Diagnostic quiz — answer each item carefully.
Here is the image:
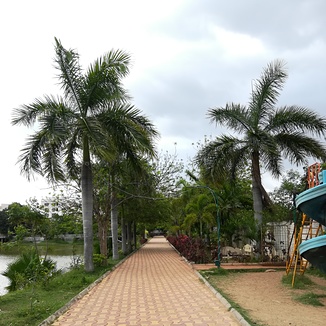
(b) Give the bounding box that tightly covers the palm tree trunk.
[127,222,132,252]
[121,217,127,254]
[98,217,109,262]
[81,136,94,272]
[133,221,137,249]
[251,151,264,226]
[110,174,119,260]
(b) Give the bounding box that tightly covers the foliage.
[6,197,82,241]
[174,173,255,246]
[13,225,29,241]
[28,187,83,238]
[7,202,47,239]
[92,253,108,267]
[150,149,185,197]
[2,250,57,292]
[0,262,118,326]
[0,209,9,236]
[49,213,83,237]
[270,169,306,210]
[166,234,213,263]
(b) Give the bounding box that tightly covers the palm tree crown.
[196,59,326,226]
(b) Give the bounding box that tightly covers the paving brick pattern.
[51,237,240,325]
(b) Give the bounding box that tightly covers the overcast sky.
[1,0,325,204]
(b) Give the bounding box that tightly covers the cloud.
[1,0,325,203]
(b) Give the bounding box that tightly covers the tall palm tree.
[94,105,159,260]
[12,38,131,272]
[196,60,326,229]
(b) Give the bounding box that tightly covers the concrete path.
[51,237,241,325]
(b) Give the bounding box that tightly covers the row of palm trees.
[12,38,159,272]
[12,40,326,269]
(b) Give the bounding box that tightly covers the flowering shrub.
[166,235,213,263]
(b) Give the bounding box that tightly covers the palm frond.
[12,95,65,126]
[258,132,283,177]
[42,141,66,182]
[275,132,326,165]
[267,106,326,136]
[103,49,131,78]
[249,59,288,127]
[64,129,81,179]
[84,51,131,110]
[98,103,159,160]
[208,103,250,133]
[18,129,66,182]
[54,37,84,114]
[18,135,44,180]
[195,135,249,181]
[15,97,72,182]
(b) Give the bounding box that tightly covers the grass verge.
[281,273,315,289]
[294,292,326,306]
[0,260,119,326]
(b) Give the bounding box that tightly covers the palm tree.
[12,38,131,272]
[195,60,326,230]
[94,105,158,260]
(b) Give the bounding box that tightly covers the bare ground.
[206,269,326,326]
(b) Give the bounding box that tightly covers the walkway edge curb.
[38,246,143,326]
[168,240,251,326]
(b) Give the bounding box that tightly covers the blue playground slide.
[296,170,326,273]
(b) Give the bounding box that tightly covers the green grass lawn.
[0,260,119,326]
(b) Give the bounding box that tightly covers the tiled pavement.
[50,237,242,326]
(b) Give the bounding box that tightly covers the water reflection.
[0,254,81,296]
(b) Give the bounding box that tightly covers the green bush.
[2,250,57,291]
[93,253,107,267]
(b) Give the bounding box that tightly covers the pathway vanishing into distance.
[49,237,243,326]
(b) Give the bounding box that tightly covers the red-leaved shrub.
[166,235,214,263]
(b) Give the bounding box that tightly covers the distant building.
[40,197,62,218]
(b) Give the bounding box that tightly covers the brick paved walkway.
[51,237,241,325]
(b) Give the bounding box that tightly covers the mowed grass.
[0,262,118,326]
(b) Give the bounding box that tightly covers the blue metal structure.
[297,169,326,273]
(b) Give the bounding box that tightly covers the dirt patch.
[206,270,326,326]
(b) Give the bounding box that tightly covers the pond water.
[0,254,81,296]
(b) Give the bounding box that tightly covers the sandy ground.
[206,270,326,326]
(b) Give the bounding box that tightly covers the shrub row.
[166,235,214,264]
